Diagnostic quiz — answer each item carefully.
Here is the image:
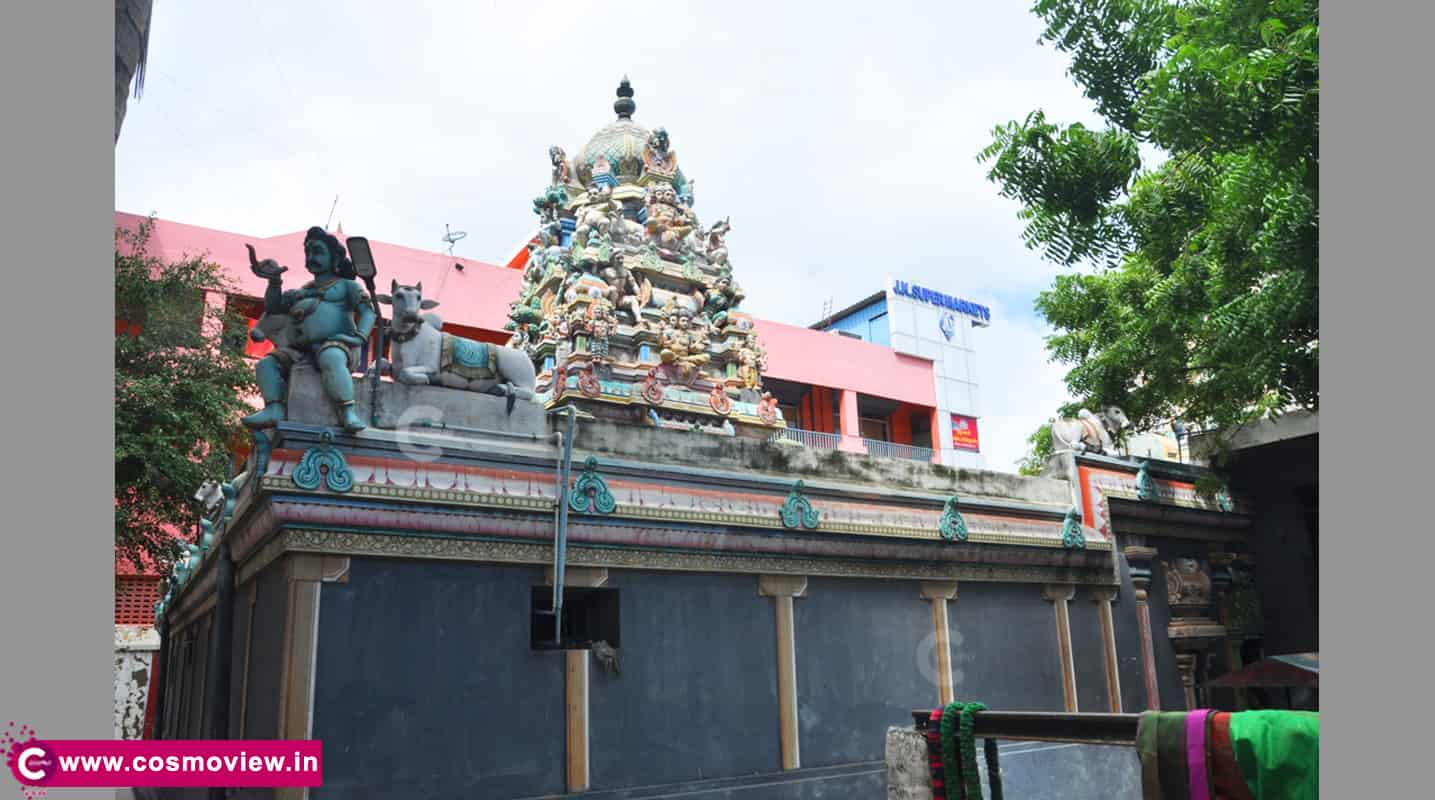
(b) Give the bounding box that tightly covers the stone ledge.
[284,364,546,436]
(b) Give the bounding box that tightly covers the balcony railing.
[769,427,842,450]
[862,438,934,462]
[770,429,934,462]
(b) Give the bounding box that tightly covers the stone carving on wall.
[241,228,377,433]
[1050,407,1131,455]
[504,78,783,434]
[1164,557,1226,648]
[1165,557,1212,607]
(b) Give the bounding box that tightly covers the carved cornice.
[253,474,1111,553]
[241,528,1117,585]
[1080,462,1248,545]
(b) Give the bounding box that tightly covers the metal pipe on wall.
[550,406,578,645]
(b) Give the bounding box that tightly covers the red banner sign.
[950,414,980,451]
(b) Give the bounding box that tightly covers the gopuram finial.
[615,75,636,119]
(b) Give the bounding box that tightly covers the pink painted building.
[117,212,951,464]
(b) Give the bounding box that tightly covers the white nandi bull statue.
[1050,406,1131,455]
[375,281,538,413]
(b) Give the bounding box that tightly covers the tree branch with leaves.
[983,0,1317,469]
[115,218,256,572]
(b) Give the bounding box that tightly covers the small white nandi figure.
[1050,406,1131,455]
[375,280,537,411]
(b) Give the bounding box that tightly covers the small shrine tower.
[506,78,784,436]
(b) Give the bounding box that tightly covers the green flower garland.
[941,702,962,796]
[940,699,1002,800]
[959,701,988,800]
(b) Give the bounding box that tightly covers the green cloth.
[1137,712,1164,800]
[1137,712,1190,800]
[1157,712,1191,800]
[1228,711,1319,800]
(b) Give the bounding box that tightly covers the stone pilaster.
[1208,552,1246,709]
[759,575,808,770]
[919,581,959,705]
[276,554,348,800]
[1091,587,1123,713]
[1124,546,1161,710]
[1175,654,1199,711]
[544,567,609,793]
[1043,584,1078,712]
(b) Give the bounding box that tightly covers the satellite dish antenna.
[442,224,468,256]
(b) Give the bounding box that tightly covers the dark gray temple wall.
[793,577,934,768]
[949,581,1066,712]
[1069,586,1112,713]
[588,570,781,789]
[240,562,288,741]
[309,559,565,800]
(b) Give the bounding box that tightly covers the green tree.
[1018,421,1057,476]
[115,218,255,572]
[982,0,1318,461]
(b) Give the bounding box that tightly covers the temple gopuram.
[143,81,1311,800]
[507,77,781,435]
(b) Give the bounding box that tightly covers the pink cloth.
[1186,709,1214,800]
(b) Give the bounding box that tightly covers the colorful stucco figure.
[503,77,781,433]
[241,226,376,433]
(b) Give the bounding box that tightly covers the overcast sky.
[115,0,1110,473]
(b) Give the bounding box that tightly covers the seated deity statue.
[241,227,376,433]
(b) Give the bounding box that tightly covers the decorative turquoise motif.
[569,456,616,514]
[252,430,273,485]
[939,495,968,542]
[1135,462,1158,502]
[1060,506,1086,549]
[292,429,354,493]
[780,480,820,530]
[1215,485,1234,513]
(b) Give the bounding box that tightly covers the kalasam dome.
[572,76,651,187]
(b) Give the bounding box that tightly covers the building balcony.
[769,427,935,463]
[769,427,843,451]
[862,438,934,463]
